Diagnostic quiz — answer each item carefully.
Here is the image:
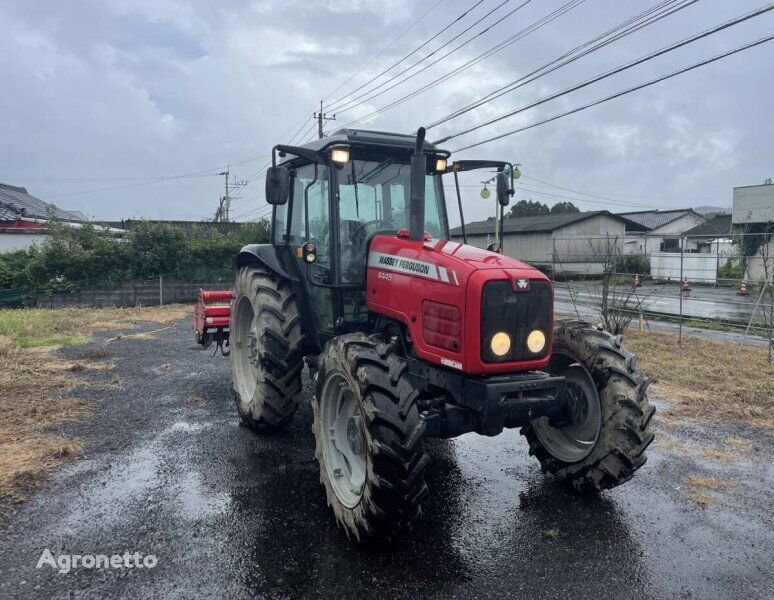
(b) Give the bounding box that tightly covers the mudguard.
[236,244,299,282]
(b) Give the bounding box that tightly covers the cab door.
[286,163,336,336]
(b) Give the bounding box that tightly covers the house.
[619,209,705,254]
[732,183,774,282]
[683,214,733,254]
[0,183,102,252]
[450,211,642,274]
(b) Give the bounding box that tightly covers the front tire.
[522,320,655,493]
[230,265,304,431]
[313,333,429,541]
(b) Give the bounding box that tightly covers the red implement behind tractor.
[194,289,233,355]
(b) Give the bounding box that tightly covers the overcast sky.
[1,0,772,225]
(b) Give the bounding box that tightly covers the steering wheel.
[362,218,395,233]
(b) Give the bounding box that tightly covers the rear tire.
[313,333,429,541]
[522,320,655,493]
[230,265,304,431]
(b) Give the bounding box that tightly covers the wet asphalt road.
[0,322,772,599]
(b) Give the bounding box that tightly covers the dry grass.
[76,347,113,361]
[726,437,757,453]
[0,304,190,514]
[0,304,189,348]
[682,475,736,507]
[0,336,91,508]
[625,329,774,429]
[699,447,737,462]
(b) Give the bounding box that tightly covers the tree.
[507,199,550,218]
[506,200,580,218]
[550,201,580,214]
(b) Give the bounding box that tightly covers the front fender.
[236,244,299,282]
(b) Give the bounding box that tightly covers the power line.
[435,2,774,144]
[426,0,695,130]
[519,174,712,202]
[7,152,271,187]
[451,34,774,152]
[340,0,586,128]
[38,173,221,199]
[321,0,445,104]
[444,184,674,210]
[329,0,521,115]
[324,0,488,112]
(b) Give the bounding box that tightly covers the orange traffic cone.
[634,273,641,288]
[681,277,691,292]
[737,281,750,296]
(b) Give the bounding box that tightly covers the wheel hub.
[346,416,366,456]
[565,380,590,426]
[532,359,601,463]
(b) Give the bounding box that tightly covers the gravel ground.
[0,321,772,599]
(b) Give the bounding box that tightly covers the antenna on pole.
[314,100,336,139]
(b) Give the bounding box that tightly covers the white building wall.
[745,239,774,282]
[455,231,553,266]
[650,252,722,284]
[0,232,50,253]
[733,184,774,224]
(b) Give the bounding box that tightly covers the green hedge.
[0,220,269,295]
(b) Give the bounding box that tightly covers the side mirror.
[496,171,511,207]
[265,166,290,205]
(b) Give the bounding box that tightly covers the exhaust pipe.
[409,127,427,242]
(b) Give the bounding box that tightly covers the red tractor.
[229,128,654,540]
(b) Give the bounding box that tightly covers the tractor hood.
[367,234,547,286]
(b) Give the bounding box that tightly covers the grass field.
[626,329,774,429]
[0,305,190,514]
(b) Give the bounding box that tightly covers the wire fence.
[534,232,774,360]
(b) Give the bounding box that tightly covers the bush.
[614,254,650,275]
[0,219,271,295]
[717,257,744,283]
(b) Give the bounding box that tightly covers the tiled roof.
[0,183,82,221]
[101,220,248,235]
[684,214,732,238]
[451,210,638,236]
[618,209,699,230]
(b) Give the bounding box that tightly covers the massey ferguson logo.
[515,278,530,291]
[377,255,430,276]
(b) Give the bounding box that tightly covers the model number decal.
[441,357,463,370]
[377,271,393,281]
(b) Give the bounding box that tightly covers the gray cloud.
[0,0,771,225]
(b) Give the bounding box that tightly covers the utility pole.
[214,168,247,222]
[314,100,336,139]
[220,168,230,222]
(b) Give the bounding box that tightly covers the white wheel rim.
[532,357,601,463]
[232,296,258,404]
[319,373,367,508]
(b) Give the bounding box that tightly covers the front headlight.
[490,331,511,357]
[527,330,546,354]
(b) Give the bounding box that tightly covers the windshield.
[337,159,448,240]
